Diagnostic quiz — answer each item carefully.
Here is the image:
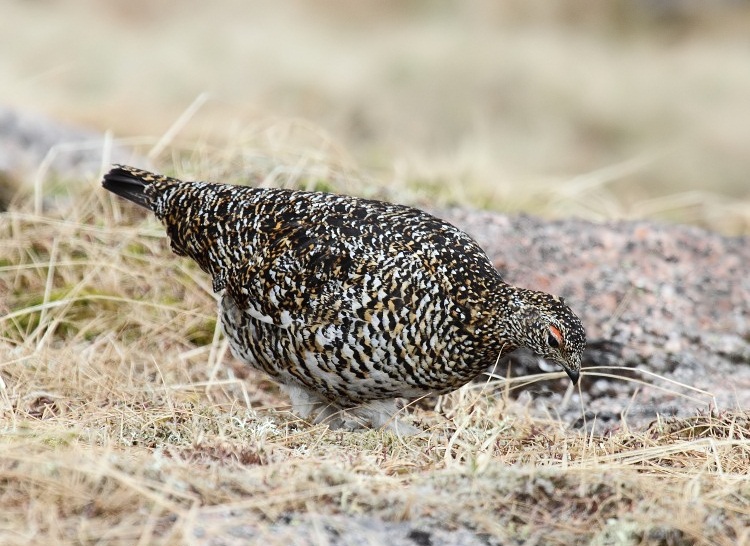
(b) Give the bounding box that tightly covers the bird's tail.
[102,165,175,209]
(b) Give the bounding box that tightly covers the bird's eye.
[547,325,562,349]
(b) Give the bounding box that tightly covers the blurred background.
[2,0,749,233]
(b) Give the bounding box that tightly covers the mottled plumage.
[103,165,586,433]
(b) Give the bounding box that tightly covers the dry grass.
[1,151,749,545]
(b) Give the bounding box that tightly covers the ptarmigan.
[103,165,586,433]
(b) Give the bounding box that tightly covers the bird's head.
[511,289,586,385]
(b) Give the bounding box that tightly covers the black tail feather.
[102,165,155,209]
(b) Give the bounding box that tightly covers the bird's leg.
[280,383,329,420]
[280,384,420,434]
[280,383,350,428]
[348,399,422,436]
[311,404,349,429]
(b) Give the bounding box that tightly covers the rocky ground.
[0,105,137,210]
[442,208,750,434]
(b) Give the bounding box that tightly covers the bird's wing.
[222,218,477,332]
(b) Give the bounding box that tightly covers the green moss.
[6,287,121,340]
[308,178,336,193]
[185,317,218,346]
[124,241,151,257]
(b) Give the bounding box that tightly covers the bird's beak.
[557,354,581,386]
[564,368,580,385]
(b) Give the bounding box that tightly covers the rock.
[191,512,501,546]
[441,208,750,433]
[0,105,141,209]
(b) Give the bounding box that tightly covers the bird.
[102,164,586,433]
